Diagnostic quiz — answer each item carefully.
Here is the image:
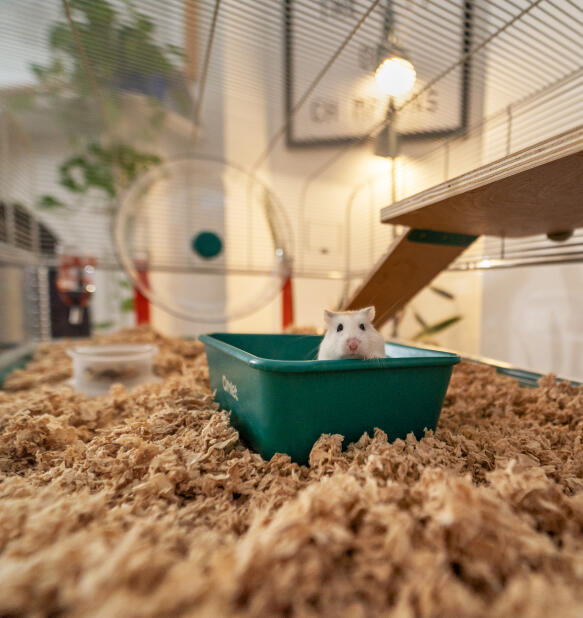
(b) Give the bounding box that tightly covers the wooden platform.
[345,126,583,326]
[344,230,476,327]
[381,127,583,237]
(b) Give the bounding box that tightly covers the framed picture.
[284,0,473,147]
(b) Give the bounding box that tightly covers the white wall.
[481,264,583,379]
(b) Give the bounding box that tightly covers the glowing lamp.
[375,55,416,98]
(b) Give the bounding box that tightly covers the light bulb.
[375,56,416,97]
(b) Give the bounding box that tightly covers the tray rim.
[199,333,461,374]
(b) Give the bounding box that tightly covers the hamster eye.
[359,323,365,331]
[337,323,343,332]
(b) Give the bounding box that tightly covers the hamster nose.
[347,338,359,352]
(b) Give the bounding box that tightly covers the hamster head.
[317,306,386,360]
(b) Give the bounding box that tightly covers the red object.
[56,254,97,308]
[282,276,294,330]
[134,263,150,325]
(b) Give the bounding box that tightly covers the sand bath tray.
[199,333,460,464]
[68,344,161,397]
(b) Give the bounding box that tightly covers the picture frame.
[284,0,473,148]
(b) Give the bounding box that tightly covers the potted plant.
[31,0,189,118]
[38,141,161,213]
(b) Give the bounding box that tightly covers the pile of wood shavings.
[1,327,583,617]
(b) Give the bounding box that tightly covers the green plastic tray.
[199,333,461,464]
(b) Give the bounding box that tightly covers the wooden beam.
[382,126,583,238]
[344,229,477,327]
[184,0,198,82]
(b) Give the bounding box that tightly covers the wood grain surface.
[344,230,476,327]
[382,127,583,237]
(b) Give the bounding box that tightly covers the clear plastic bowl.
[67,344,160,397]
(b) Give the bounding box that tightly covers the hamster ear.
[324,309,335,325]
[363,306,375,322]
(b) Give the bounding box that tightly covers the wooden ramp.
[344,127,583,327]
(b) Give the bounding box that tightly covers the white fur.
[317,306,386,360]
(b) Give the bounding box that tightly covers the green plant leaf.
[413,311,427,328]
[93,321,114,330]
[429,286,455,300]
[120,298,134,313]
[59,156,89,193]
[38,195,67,209]
[412,315,462,341]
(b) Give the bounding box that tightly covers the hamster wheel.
[114,156,293,323]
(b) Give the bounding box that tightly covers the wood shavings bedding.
[1,326,583,617]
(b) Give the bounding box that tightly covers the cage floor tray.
[199,334,460,464]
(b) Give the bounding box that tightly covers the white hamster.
[317,306,386,360]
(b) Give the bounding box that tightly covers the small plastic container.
[199,333,461,465]
[67,344,160,397]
